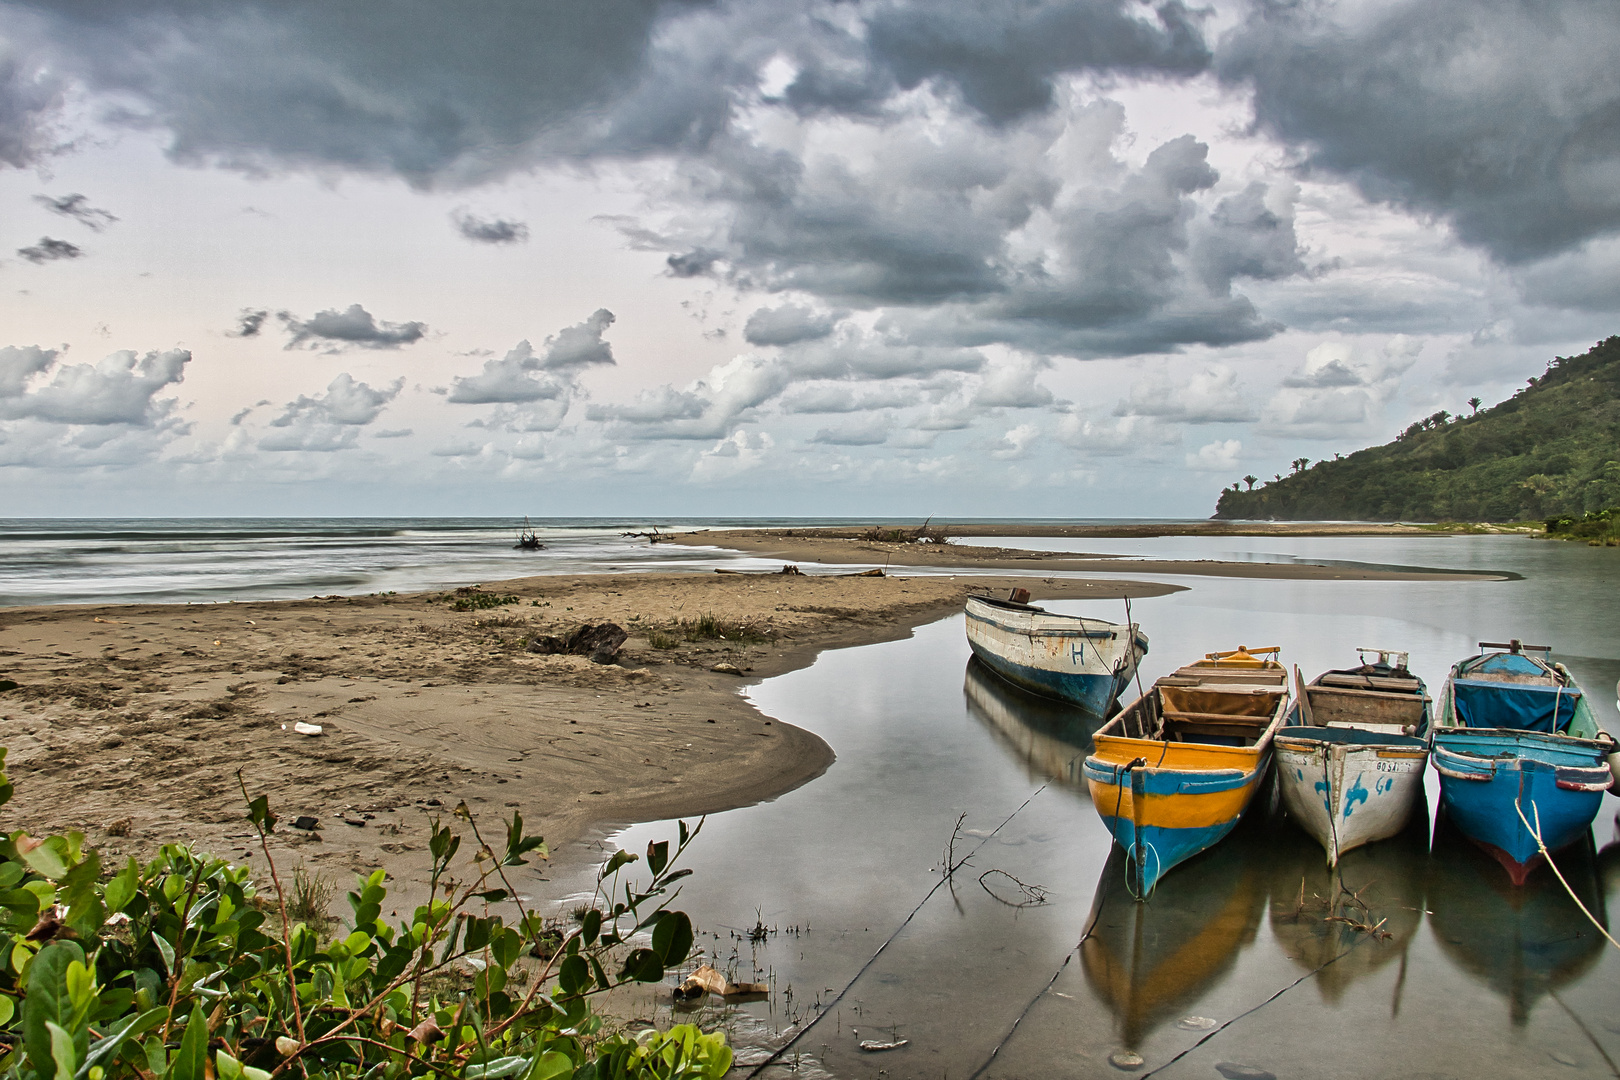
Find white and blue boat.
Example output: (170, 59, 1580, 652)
(1432, 640, 1615, 885)
(964, 592, 1147, 717)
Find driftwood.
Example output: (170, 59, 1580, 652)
(526, 623, 628, 664)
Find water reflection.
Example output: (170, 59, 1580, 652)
(1427, 811, 1609, 1025)
(961, 657, 1107, 788)
(1080, 816, 1267, 1049)
(1266, 807, 1429, 1007)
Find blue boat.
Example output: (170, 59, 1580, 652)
(1433, 639, 1615, 885)
(964, 594, 1147, 717)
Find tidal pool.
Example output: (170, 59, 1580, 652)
(556, 536, 1620, 1079)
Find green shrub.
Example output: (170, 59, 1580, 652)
(0, 748, 728, 1080)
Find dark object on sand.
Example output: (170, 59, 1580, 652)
(514, 517, 544, 550)
(528, 623, 628, 664)
(290, 815, 320, 831)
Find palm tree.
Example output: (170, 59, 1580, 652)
(1467, 396, 1482, 415)
(1291, 457, 1310, 474)
(1243, 474, 1258, 490)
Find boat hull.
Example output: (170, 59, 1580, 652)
(1275, 726, 1428, 866)
(964, 597, 1144, 716)
(1083, 739, 1273, 897)
(1432, 728, 1610, 885)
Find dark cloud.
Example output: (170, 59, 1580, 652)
(16, 235, 82, 262)
(860, 0, 1210, 123)
(1217, 0, 1620, 264)
(452, 209, 529, 244)
(34, 192, 116, 230)
(542, 309, 616, 369)
(0, 49, 64, 168)
(230, 308, 269, 337)
(743, 303, 839, 346)
(279, 304, 426, 350)
(666, 249, 722, 277)
(0, 347, 188, 425)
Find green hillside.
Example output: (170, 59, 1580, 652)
(1213, 336, 1620, 522)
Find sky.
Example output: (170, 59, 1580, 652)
(1, 0, 1618, 519)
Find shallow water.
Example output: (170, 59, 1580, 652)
(562, 535, 1619, 1078)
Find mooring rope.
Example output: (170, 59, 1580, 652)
(744, 785, 1049, 1077)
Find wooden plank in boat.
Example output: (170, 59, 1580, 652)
(1318, 673, 1422, 691)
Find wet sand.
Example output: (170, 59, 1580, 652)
(0, 568, 1177, 905)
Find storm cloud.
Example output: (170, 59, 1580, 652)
(1218, 0, 1620, 264)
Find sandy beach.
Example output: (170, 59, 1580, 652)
(0, 538, 1502, 908)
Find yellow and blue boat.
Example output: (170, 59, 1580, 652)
(1083, 647, 1291, 899)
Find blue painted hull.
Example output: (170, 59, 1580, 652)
(1432, 728, 1609, 885)
(1081, 755, 1270, 898)
(968, 640, 1128, 716)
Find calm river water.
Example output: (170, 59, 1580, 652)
(562, 535, 1620, 1079)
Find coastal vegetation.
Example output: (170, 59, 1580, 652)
(0, 748, 730, 1080)
(1214, 336, 1620, 522)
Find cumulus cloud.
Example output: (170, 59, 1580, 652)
(1186, 438, 1241, 471)
(279, 304, 426, 350)
(692, 430, 774, 481)
(540, 309, 617, 370)
(1055, 412, 1177, 457)
(1115, 363, 1254, 423)
(1259, 337, 1422, 439)
(971, 354, 1054, 408)
(448, 341, 571, 405)
(452, 209, 529, 244)
(16, 236, 82, 263)
(259, 373, 403, 451)
(447, 310, 617, 414)
(990, 422, 1039, 460)
(34, 193, 116, 230)
(0, 347, 189, 426)
(743, 303, 840, 346)
(1217, 0, 1620, 264)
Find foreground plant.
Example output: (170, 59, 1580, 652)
(0, 747, 728, 1080)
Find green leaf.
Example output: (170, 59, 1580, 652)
(616, 948, 662, 985)
(46, 1021, 76, 1080)
(524, 1051, 574, 1080)
(170, 1003, 208, 1080)
(579, 909, 602, 947)
(20, 838, 70, 881)
(150, 933, 176, 977)
(101, 859, 139, 915)
(214, 1050, 243, 1080)
(645, 841, 668, 877)
(602, 849, 638, 876)
(73, 1008, 166, 1080)
(24, 941, 86, 1080)
(556, 954, 589, 997)
(651, 911, 693, 967)
(244, 795, 276, 834)
(0, 994, 12, 1026)
(464, 1056, 529, 1079)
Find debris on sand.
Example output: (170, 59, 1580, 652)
(859, 1039, 909, 1052)
(674, 964, 768, 999)
(527, 623, 628, 664)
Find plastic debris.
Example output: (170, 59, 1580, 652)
(674, 964, 768, 999)
(293, 721, 324, 736)
(1109, 1051, 1144, 1071)
(290, 816, 320, 831)
(1177, 1016, 1219, 1031)
(858, 1040, 909, 1052)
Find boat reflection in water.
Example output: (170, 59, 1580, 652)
(1265, 804, 1429, 1007)
(962, 656, 1112, 789)
(1427, 810, 1609, 1025)
(1080, 817, 1266, 1049)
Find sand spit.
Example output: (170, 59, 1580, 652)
(667, 528, 1511, 581)
(0, 569, 1177, 906)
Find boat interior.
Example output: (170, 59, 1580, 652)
(1116, 649, 1289, 747)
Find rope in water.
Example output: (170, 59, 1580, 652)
(744, 785, 1049, 1078)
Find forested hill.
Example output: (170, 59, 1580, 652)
(1214, 336, 1620, 522)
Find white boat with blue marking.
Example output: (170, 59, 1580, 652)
(1274, 650, 1432, 867)
(963, 592, 1147, 718)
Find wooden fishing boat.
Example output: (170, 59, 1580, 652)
(963, 591, 1147, 718)
(1083, 646, 1290, 899)
(1432, 640, 1616, 885)
(1274, 649, 1431, 866)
